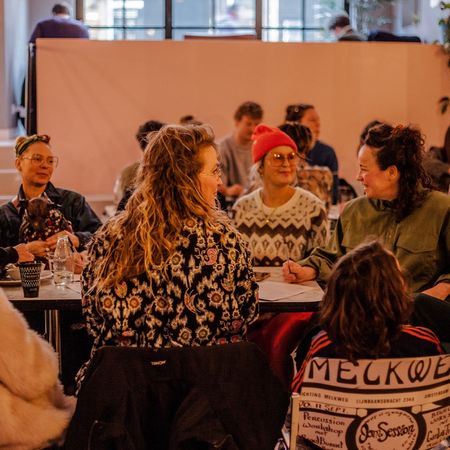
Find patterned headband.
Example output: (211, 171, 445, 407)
(15, 134, 51, 157)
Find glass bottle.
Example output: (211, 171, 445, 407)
(53, 236, 74, 286)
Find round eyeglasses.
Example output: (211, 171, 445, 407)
(268, 152, 299, 166)
(21, 154, 59, 168)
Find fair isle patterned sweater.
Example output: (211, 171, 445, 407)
(232, 188, 329, 266)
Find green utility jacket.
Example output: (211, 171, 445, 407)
(301, 190, 450, 293)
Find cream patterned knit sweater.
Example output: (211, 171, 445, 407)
(232, 187, 329, 266)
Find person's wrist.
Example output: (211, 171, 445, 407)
(71, 233, 80, 249)
(302, 265, 317, 280)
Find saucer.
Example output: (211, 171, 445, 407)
(0, 270, 53, 287)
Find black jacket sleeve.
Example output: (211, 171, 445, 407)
(0, 247, 18, 267)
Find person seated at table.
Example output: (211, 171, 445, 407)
(279, 122, 333, 210)
(232, 124, 328, 388)
(218, 101, 264, 200)
(233, 124, 328, 266)
(0, 134, 102, 256)
(77, 124, 258, 388)
(284, 104, 339, 204)
(0, 288, 75, 449)
(422, 124, 450, 193)
(114, 119, 166, 209)
(292, 240, 444, 392)
(283, 123, 450, 343)
(0, 134, 102, 393)
(0, 243, 34, 268)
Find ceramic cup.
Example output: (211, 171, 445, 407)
(18, 261, 43, 298)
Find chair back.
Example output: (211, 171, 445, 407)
(65, 342, 289, 450)
(289, 355, 450, 450)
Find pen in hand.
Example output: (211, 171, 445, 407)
(284, 236, 294, 275)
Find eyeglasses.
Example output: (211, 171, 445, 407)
(21, 154, 59, 168)
(201, 166, 222, 178)
(268, 152, 299, 166)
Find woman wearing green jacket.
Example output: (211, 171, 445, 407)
(283, 123, 450, 339)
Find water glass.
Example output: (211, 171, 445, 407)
(53, 257, 74, 285)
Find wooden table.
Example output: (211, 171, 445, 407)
(255, 267, 323, 313)
(4, 268, 322, 354)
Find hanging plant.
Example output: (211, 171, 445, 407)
(439, 1, 450, 62)
(349, 0, 395, 35)
(439, 2, 450, 113)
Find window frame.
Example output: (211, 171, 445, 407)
(76, 0, 350, 42)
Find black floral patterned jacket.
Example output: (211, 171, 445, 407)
(80, 217, 259, 374)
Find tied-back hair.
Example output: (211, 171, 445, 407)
(364, 123, 432, 221)
(284, 104, 314, 123)
(91, 124, 223, 290)
(135, 120, 165, 150)
(15, 134, 51, 157)
(320, 240, 412, 363)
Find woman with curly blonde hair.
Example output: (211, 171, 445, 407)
(78, 124, 258, 386)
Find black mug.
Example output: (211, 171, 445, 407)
(18, 261, 42, 298)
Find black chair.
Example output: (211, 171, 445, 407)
(64, 343, 289, 450)
(368, 30, 421, 43)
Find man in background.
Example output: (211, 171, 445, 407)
(115, 120, 165, 211)
(22, 3, 89, 132)
(30, 2, 89, 43)
(218, 101, 263, 201)
(328, 13, 365, 42)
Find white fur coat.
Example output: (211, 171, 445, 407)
(0, 288, 76, 450)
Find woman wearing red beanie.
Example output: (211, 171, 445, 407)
(232, 124, 329, 388)
(232, 124, 328, 266)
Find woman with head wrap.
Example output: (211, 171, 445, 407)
(0, 134, 101, 257)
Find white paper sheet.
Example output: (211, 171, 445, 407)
(257, 280, 315, 301)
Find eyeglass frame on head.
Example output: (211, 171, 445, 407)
(21, 153, 59, 168)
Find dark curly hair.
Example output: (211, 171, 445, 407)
(320, 240, 412, 363)
(364, 123, 431, 221)
(278, 122, 313, 156)
(358, 119, 383, 153)
(443, 125, 450, 163)
(136, 120, 165, 151)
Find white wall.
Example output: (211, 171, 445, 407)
(0, 0, 28, 137)
(395, 0, 448, 43)
(0, 0, 76, 137)
(0, 0, 7, 132)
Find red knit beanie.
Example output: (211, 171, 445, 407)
(251, 124, 297, 163)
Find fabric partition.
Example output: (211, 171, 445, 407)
(35, 39, 450, 198)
